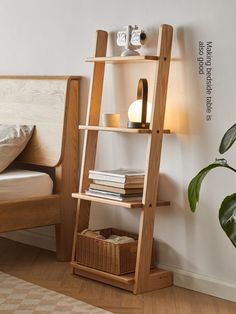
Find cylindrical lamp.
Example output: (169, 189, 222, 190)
(127, 78, 152, 129)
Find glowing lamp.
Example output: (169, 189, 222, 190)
(128, 99, 152, 124)
(127, 78, 151, 129)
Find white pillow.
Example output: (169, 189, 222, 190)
(0, 124, 35, 173)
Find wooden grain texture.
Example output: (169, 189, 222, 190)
(134, 24, 173, 294)
(0, 77, 68, 167)
(72, 263, 172, 293)
(0, 75, 79, 80)
(86, 56, 159, 63)
(0, 195, 61, 232)
(72, 30, 108, 268)
(0, 76, 80, 262)
(72, 262, 134, 285)
(72, 192, 143, 208)
(72, 193, 170, 208)
(55, 79, 79, 261)
(79, 125, 152, 133)
(79, 125, 171, 134)
(1, 239, 235, 314)
(79, 30, 108, 193)
(145, 269, 173, 292)
(72, 26, 174, 292)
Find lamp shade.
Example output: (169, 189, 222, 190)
(128, 99, 152, 123)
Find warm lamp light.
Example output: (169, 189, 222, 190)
(128, 99, 152, 123)
(127, 78, 152, 129)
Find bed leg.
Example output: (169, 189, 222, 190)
(54, 79, 79, 261)
(55, 197, 77, 261)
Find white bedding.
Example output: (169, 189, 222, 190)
(0, 169, 53, 201)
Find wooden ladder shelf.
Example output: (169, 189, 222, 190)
(71, 24, 173, 294)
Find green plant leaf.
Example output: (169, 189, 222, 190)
(219, 194, 236, 247)
(219, 123, 236, 154)
(188, 160, 236, 212)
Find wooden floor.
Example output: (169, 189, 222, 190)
(0, 237, 235, 314)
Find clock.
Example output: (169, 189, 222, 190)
(117, 25, 146, 56)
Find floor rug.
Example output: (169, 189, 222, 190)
(0, 271, 112, 314)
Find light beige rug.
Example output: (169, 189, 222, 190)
(0, 271, 112, 314)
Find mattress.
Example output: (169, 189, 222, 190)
(0, 169, 53, 201)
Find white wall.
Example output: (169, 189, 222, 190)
(1, 0, 236, 301)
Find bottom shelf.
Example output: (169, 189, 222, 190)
(71, 262, 172, 294)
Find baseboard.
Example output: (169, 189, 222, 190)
(159, 264, 236, 303)
(1, 229, 56, 252)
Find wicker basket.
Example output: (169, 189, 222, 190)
(76, 228, 155, 275)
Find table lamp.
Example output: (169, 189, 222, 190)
(127, 78, 152, 129)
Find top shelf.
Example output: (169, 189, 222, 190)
(85, 56, 159, 64)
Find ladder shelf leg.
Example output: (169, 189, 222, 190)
(133, 24, 173, 294)
(72, 30, 108, 263)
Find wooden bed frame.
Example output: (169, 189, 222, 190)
(0, 76, 80, 261)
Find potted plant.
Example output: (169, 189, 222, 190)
(188, 123, 236, 247)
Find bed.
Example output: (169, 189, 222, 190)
(0, 169, 53, 200)
(0, 76, 80, 261)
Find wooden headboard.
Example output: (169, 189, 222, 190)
(0, 75, 81, 261)
(0, 76, 80, 167)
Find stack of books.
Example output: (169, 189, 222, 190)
(86, 169, 145, 201)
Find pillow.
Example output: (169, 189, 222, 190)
(0, 124, 35, 173)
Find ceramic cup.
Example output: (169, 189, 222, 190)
(102, 113, 120, 127)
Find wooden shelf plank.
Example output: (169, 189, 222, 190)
(79, 125, 151, 133)
(85, 55, 159, 63)
(72, 193, 143, 208)
(72, 193, 170, 208)
(71, 262, 172, 293)
(79, 125, 171, 134)
(71, 262, 134, 284)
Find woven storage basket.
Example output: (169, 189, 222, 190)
(76, 228, 155, 275)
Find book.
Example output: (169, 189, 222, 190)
(89, 183, 143, 195)
(88, 188, 143, 198)
(86, 189, 143, 201)
(92, 180, 144, 189)
(89, 169, 145, 183)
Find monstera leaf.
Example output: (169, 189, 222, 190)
(219, 123, 236, 154)
(188, 160, 236, 212)
(219, 194, 236, 247)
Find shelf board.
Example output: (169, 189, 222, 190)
(72, 193, 170, 208)
(72, 262, 134, 284)
(85, 55, 159, 63)
(71, 262, 172, 292)
(79, 125, 171, 134)
(72, 193, 142, 208)
(79, 125, 151, 133)
(71, 262, 134, 291)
